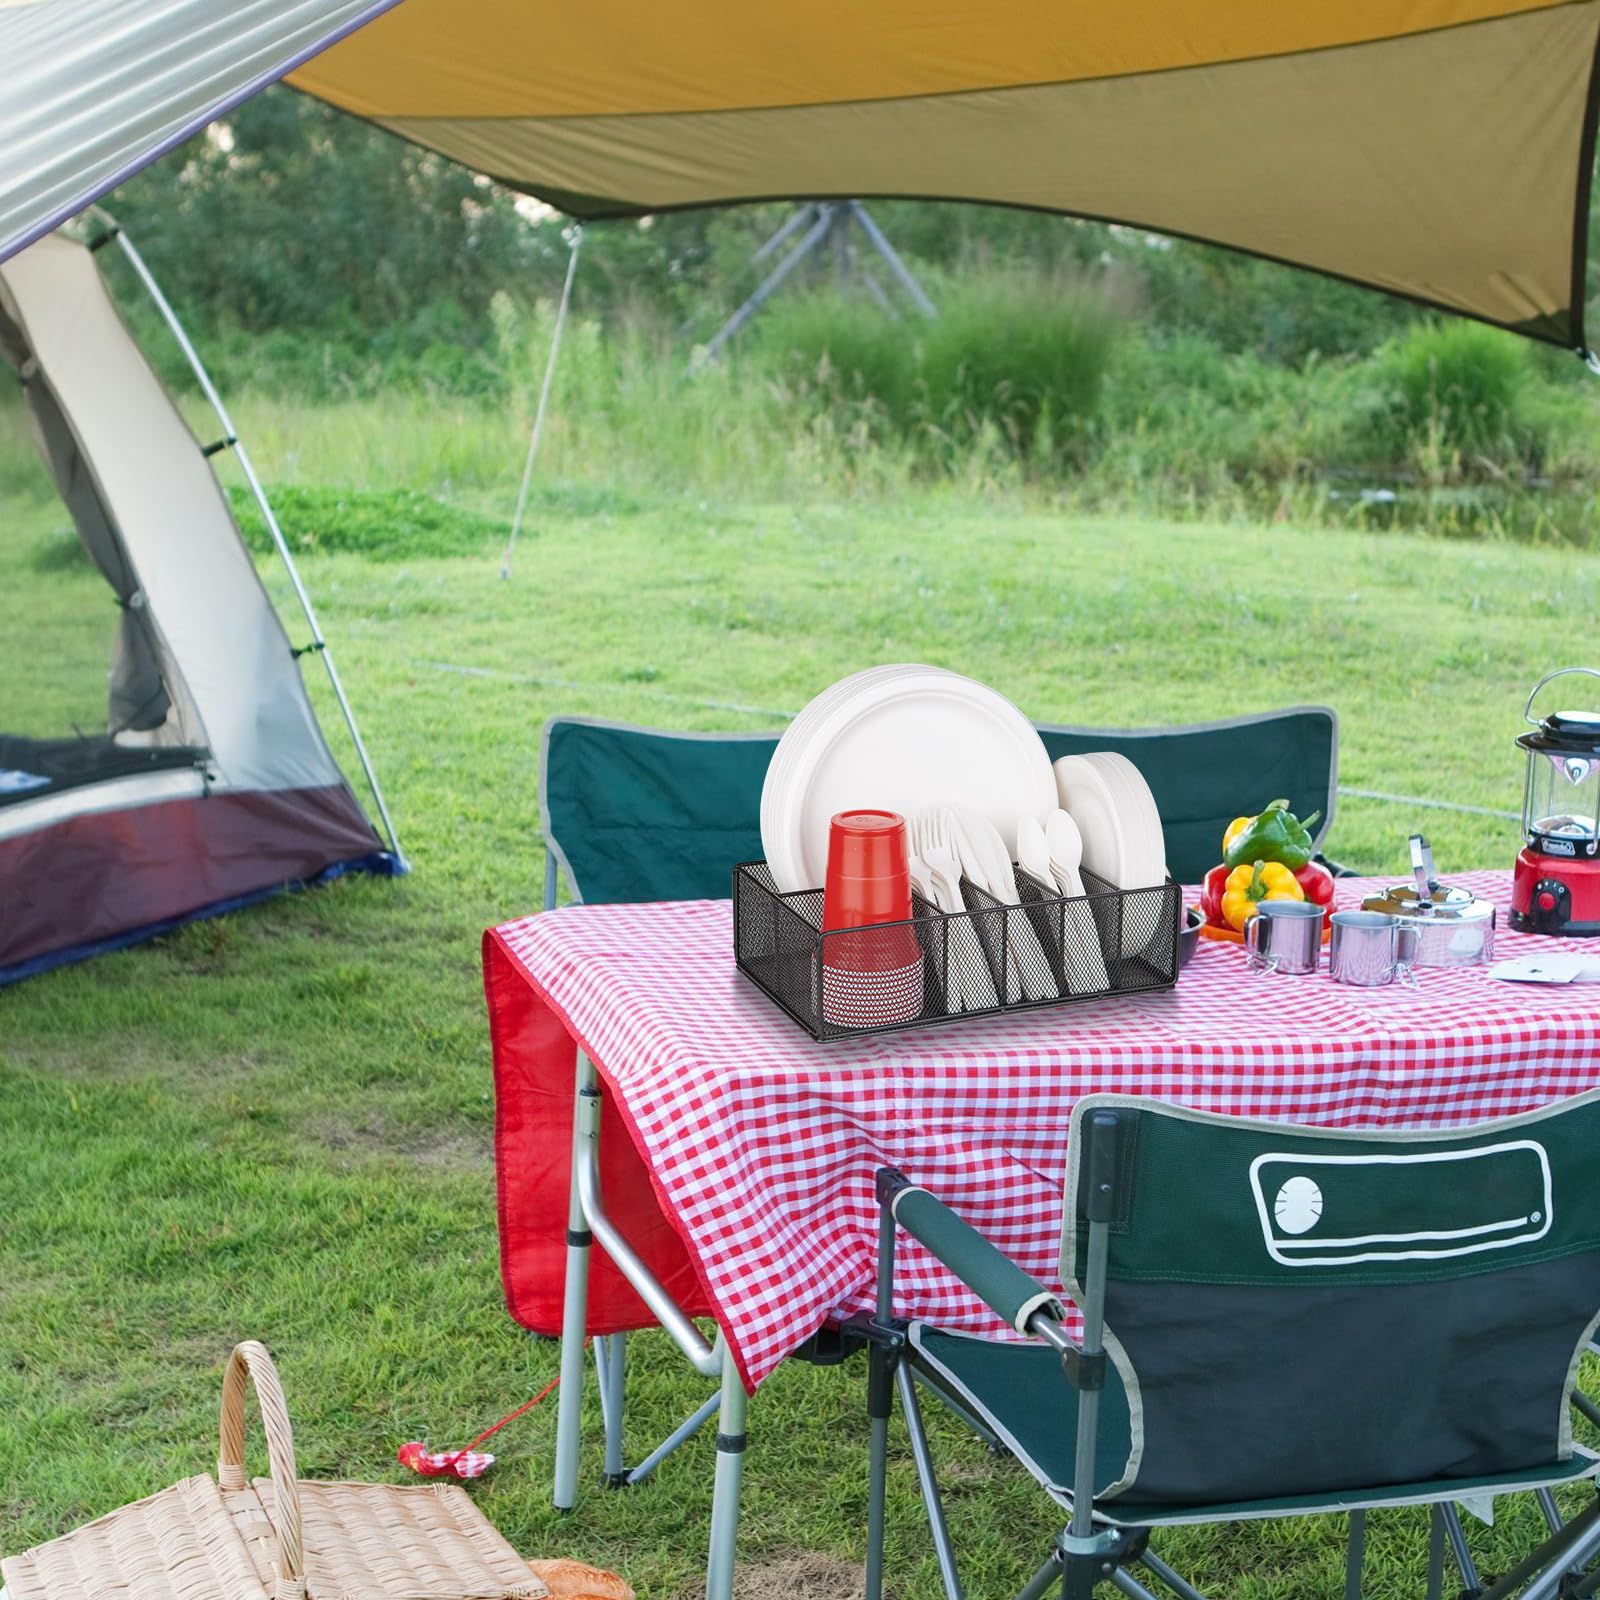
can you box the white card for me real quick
[1489,956,1600,985]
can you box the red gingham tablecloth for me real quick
[483,871,1600,1391]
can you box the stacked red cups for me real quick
[819,810,925,1027]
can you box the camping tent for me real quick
[0,227,402,985]
[4,2,1600,347]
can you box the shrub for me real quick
[227,485,508,559]
[1358,320,1535,478]
[921,277,1118,458]
[749,275,1120,464]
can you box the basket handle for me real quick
[218,1341,305,1600]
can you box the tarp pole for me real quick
[702,203,836,359]
[847,202,938,317]
[107,222,404,863]
[501,224,583,580]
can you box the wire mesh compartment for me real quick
[733,859,1181,1039]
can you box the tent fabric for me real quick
[0,229,395,982]
[1,234,344,792]
[0,0,402,265]
[4,3,1597,343]
[18,359,172,732]
[290,0,1600,345]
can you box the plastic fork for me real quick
[912,813,1000,1012]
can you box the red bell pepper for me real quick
[1294,860,1336,927]
[1201,863,1231,928]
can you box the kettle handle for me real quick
[1524,666,1600,726]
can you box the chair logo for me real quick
[1273,1175,1324,1235]
[1249,1140,1552,1267]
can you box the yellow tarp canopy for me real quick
[291,0,1600,345]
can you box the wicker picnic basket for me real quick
[1,1341,548,1600]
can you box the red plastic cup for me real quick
[822,809,912,934]
[820,811,923,1025]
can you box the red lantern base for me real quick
[1510,847,1600,936]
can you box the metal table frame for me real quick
[554,1049,748,1600]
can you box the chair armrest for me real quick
[877,1167,1064,1335]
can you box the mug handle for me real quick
[1394,924,1420,989]
[1244,912,1277,974]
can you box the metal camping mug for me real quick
[1328,909,1419,988]
[1244,899,1324,975]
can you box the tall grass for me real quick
[750,276,1119,462]
[10,277,1600,544]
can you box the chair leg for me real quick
[915,1368,1004,1452]
[1426,1506,1446,1600]
[1344,1509,1366,1600]
[1493,1496,1600,1600]
[1138,1549,1210,1600]
[1441,1504,1481,1593]
[865,1339,895,1600]
[623,1388,720,1486]
[1015,1552,1063,1600]
[601,1332,627,1485]
[553,1051,597,1512]
[897,1360,965,1600]
[704,1355,749,1600]
[1106,1569,1164,1600]
[1535,1486,1564,1534]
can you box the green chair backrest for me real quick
[541,705,1338,903]
[1063,1090,1600,1507]
[1037,706,1335,883]
[542,718,777,904]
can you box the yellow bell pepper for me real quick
[1222,814,1253,857]
[1221,860,1305,931]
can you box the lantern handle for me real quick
[1524,667,1600,726]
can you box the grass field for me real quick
[4,425,1600,1597]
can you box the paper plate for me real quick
[1086,752,1167,886]
[1054,756,1143,890]
[763,668,1055,894]
[761,665,948,889]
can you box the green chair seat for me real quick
[910,1324,1600,1529]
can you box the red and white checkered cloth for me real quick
[485,872,1600,1391]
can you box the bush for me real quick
[1358,321,1535,478]
[749,275,1120,464]
[227,485,508,560]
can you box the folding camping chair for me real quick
[1034,707,1341,882]
[536,705,1340,1497]
[864,1091,1600,1600]
[541,703,1341,904]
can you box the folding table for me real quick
[483,870,1600,1600]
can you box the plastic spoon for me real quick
[1046,809,1112,995]
[954,808,1058,1002]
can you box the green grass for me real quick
[4,430,1600,1597]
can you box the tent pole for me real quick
[702,203,836,359]
[703,201,935,358]
[107,224,404,863]
[501,224,583,580]
[847,202,937,318]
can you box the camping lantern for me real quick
[1510,668,1600,936]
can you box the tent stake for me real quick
[501,225,583,580]
[105,218,404,864]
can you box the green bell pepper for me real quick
[1222,798,1322,872]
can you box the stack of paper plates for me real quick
[760,665,1056,895]
[1051,752,1167,890]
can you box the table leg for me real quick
[705,1353,748,1600]
[554,1049,598,1511]
[602,1332,628,1485]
